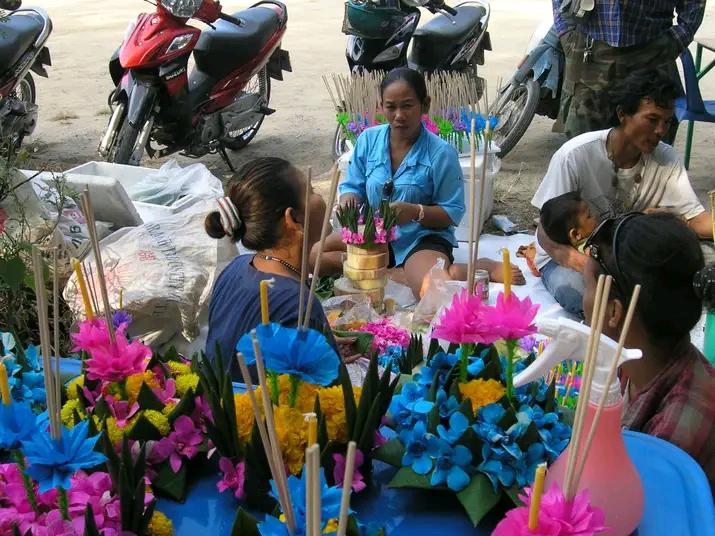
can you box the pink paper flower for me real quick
[106,396,140,428]
[422,114,439,134]
[431,289,500,345]
[374,229,387,244]
[341,227,353,243]
[356,318,410,355]
[374,216,384,231]
[351,232,365,245]
[488,291,539,341]
[333,449,366,493]
[152,415,203,473]
[72,320,151,382]
[492,483,608,536]
[217,457,246,500]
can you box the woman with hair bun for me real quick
[204,157,337,379]
[583,212,715,490]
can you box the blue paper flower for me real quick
[435,389,459,419]
[21,420,106,492]
[400,421,433,475]
[388,382,434,431]
[377,345,403,370]
[540,421,571,462]
[259,468,342,536]
[237,324,340,386]
[427,436,473,491]
[417,352,457,391]
[0,402,37,450]
[437,411,469,445]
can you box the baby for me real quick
[540,191,598,251]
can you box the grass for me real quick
[50,111,79,122]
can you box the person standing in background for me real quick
[553,0,706,139]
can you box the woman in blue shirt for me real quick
[204,157,350,381]
[320,68,524,298]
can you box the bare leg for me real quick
[403,249,452,299]
[449,258,526,286]
[310,232,346,277]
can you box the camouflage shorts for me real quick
[555,31,683,139]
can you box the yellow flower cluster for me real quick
[147,510,174,536]
[275,374,319,413]
[60,399,86,428]
[65,376,84,400]
[273,405,307,475]
[125,371,160,405]
[166,361,192,376]
[459,379,506,413]
[234,392,255,444]
[323,519,339,533]
[175,373,199,397]
[318,386,361,443]
[144,409,171,436]
[162,402,177,417]
[104,417,126,446]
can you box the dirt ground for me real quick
[22,0,715,229]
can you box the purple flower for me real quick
[333,449,366,493]
[152,415,203,473]
[217,457,246,500]
[112,310,133,329]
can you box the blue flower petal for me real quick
[446,466,470,492]
[412,454,433,475]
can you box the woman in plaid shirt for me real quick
[583,212,714,492]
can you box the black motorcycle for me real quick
[489,20,563,158]
[336,0,491,157]
[0,0,52,150]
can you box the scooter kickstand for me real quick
[218,146,236,173]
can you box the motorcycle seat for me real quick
[413,5,485,43]
[193,6,280,80]
[0,11,44,72]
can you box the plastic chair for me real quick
[674,48,715,170]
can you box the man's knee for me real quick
[552,284,585,315]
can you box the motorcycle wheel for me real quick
[8,73,36,149]
[108,118,140,165]
[490,78,540,159]
[333,124,348,161]
[223,67,271,151]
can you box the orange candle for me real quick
[260,279,273,325]
[528,463,547,529]
[307,414,317,446]
[502,248,512,299]
[0,362,11,405]
[72,258,94,320]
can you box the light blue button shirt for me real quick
[339,124,465,266]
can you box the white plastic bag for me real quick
[412,259,465,332]
[125,160,223,207]
[63,199,236,347]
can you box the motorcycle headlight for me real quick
[160,0,203,18]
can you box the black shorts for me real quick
[389,235,455,268]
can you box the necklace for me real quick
[606,129,643,185]
[257,254,302,278]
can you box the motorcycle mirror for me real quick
[0,0,22,10]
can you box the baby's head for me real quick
[540,191,598,247]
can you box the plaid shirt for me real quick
[553,0,706,49]
[621,343,715,493]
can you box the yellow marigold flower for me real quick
[143,409,171,436]
[234,392,255,444]
[458,379,506,413]
[162,402,177,417]
[166,361,192,377]
[125,371,160,404]
[60,399,86,428]
[276,374,319,412]
[147,510,174,536]
[323,519,339,533]
[105,417,124,446]
[273,405,307,475]
[175,373,199,397]
[319,386,348,442]
[65,376,84,400]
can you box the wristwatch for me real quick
[413,204,425,223]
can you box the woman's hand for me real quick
[390,202,420,225]
[335,335,363,363]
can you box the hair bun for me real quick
[204,210,227,239]
[693,264,715,309]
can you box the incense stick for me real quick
[303,165,340,329]
[572,284,641,490]
[337,441,357,536]
[251,331,296,532]
[466,118,477,294]
[473,119,490,266]
[80,190,115,342]
[564,275,612,499]
[298,167,312,330]
[51,249,61,425]
[305,443,315,536]
[31,247,60,439]
[235,352,283,511]
[83,262,101,319]
[307,444,321,536]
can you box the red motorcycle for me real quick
[99,0,291,168]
